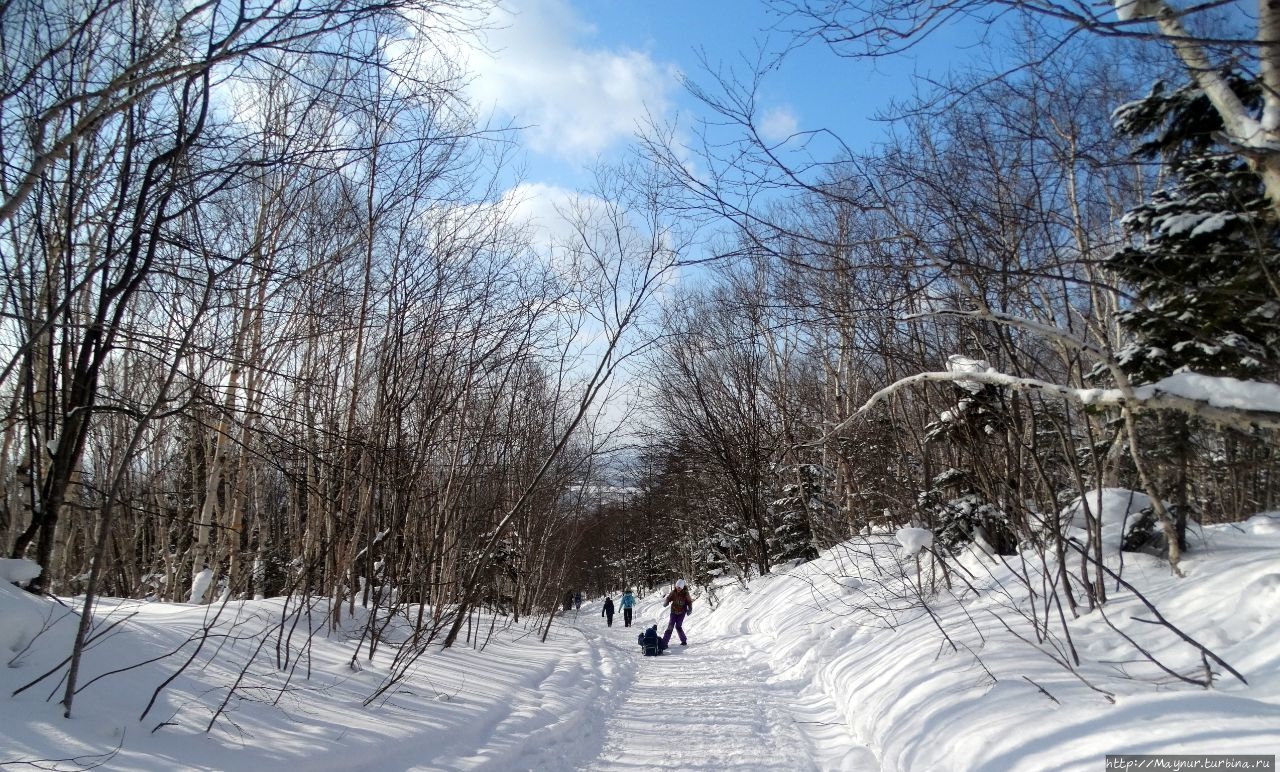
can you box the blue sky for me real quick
[459,0,989,196]
[441,0,1007,443]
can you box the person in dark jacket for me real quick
[662,579,693,647]
[602,595,616,626]
[638,624,666,655]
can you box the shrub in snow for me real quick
[916,469,1017,554]
[923,376,1006,443]
[695,525,750,585]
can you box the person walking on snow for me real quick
[602,595,615,627]
[620,588,636,627]
[662,579,693,647]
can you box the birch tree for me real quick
[0,0,491,591]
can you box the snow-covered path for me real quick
[545,601,879,772]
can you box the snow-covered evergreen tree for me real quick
[767,464,829,563]
[917,468,1011,553]
[693,522,751,583]
[1108,74,1280,382]
[1101,72,1280,550]
[923,357,1011,445]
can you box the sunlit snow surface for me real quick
[3,512,1279,770]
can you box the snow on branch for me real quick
[1113,0,1161,23]
[826,369,1280,437]
[1115,0,1268,150]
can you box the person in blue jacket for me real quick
[620,588,637,627]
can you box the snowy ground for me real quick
[559,607,877,771]
[2,512,1279,770]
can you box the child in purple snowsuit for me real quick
[662,579,693,646]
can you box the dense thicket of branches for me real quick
[624,25,1280,598]
[0,0,678,700]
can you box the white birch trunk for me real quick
[1144,0,1280,217]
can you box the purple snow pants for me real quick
[662,612,687,646]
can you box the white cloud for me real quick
[463,0,675,158]
[500,181,592,252]
[496,180,685,304]
[760,105,799,141]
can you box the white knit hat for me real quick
[675,579,686,589]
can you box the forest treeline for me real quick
[3,0,1279,695]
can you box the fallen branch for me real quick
[0,729,123,770]
[1022,675,1061,705]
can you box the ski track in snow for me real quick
[508,605,879,771]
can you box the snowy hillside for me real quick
[693,514,1280,770]
[2,512,1279,770]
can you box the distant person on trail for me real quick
[620,588,636,627]
[574,591,583,610]
[563,591,573,612]
[662,579,693,647]
[602,595,615,626]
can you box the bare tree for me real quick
[769,0,1280,217]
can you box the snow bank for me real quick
[3,517,1278,770]
[1059,486,1155,551]
[0,580,57,659]
[1051,486,1205,556]
[0,561,47,659]
[697,522,1280,770]
[0,588,594,770]
[0,558,41,585]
